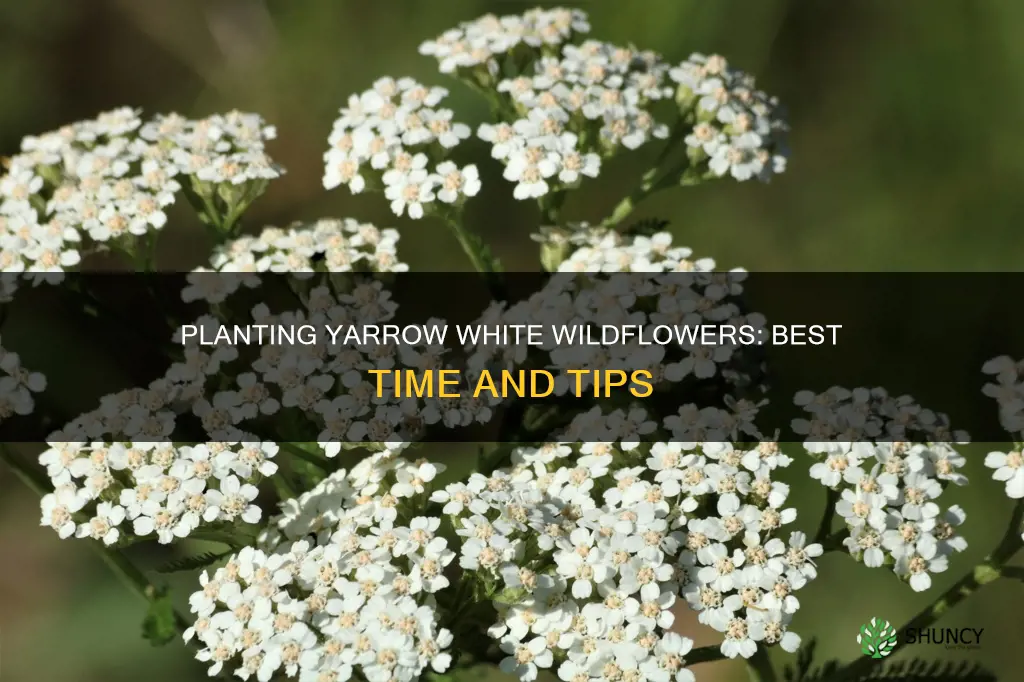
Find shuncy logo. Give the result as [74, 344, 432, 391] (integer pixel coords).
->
[857, 618, 898, 659]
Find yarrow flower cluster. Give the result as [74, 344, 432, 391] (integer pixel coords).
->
[189, 451, 454, 682]
[670, 53, 788, 182]
[0, 107, 281, 281]
[419, 8, 591, 78]
[173, 286, 499, 449]
[980, 356, 1024, 541]
[0, 334, 46, 423]
[201, 218, 408, 276]
[558, 399, 764, 446]
[796, 388, 970, 591]
[37, 216, 506, 449]
[464, 228, 765, 419]
[152, 110, 281, 187]
[792, 386, 968, 444]
[338, 7, 789, 214]
[431, 437, 815, 682]
[38, 441, 278, 545]
[982, 355, 1024, 439]
[544, 224, 719, 273]
[323, 78, 479, 218]
[479, 40, 673, 199]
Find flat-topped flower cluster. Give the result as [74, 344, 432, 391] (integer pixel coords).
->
[0, 107, 280, 282]
[189, 450, 454, 682]
[433, 438, 813, 682]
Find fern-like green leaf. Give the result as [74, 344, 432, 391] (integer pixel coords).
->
[864, 659, 996, 682]
[157, 550, 232, 573]
[783, 638, 829, 682]
[141, 585, 178, 647]
[804, 658, 996, 682]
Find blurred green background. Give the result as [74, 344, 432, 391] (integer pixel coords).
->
[2, 0, 1024, 681]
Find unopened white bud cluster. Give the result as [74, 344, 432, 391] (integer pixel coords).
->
[431, 438, 814, 682]
[149, 110, 281, 186]
[419, 7, 591, 78]
[793, 386, 967, 443]
[323, 77, 479, 218]
[671, 54, 788, 182]
[558, 399, 764, 445]
[0, 334, 46, 422]
[189, 451, 454, 682]
[550, 225, 718, 273]
[194, 218, 408, 284]
[0, 107, 281, 282]
[796, 388, 970, 591]
[982, 355, 1024, 438]
[38, 441, 278, 545]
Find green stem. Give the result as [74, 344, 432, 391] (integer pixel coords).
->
[448, 218, 490, 273]
[278, 441, 333, 470]
[220, 206, 244, 238]
[746, 647, 778, 682]
[687, 645, 727, 666]
[652, 115, 687, 168]
[0, 444, 190, 634]
[271, 469, 299, 502]
[133, 232, 160, 273]
[814, 488, 840, 545]
[602, 167, 657, 228]
[538, 190, 567, 226]
[147, 231, 159, 270]
[446, 575, 478, 633]
[443, 215, 506, 300]
[219, 182, 265, 238]
[597, 114, 691, 230]
[198, 191, 224, 232]
[821, 530, 847, 553]
[601, 161, 686, 228]
[834, 499, 1024, 681]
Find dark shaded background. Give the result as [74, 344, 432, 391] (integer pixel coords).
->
[1, 1, 1024, 681]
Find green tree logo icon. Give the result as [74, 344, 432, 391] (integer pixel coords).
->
[857, 617, 898, 658]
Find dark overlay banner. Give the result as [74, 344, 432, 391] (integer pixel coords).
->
[0, 272, 1019, 443]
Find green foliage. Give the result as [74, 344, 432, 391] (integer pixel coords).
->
[814, 660, 995, 682]
[466, 228, 504, 274]
[156, 550, 232, 574]
[783, 638, 835, 682]
[141, 586, 178, 647]
[857, 660, 997, 682]
[784, 639, 996, 682]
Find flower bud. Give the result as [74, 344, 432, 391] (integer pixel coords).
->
[674, 83, 697, 112]
[532, 226, 574, 271]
